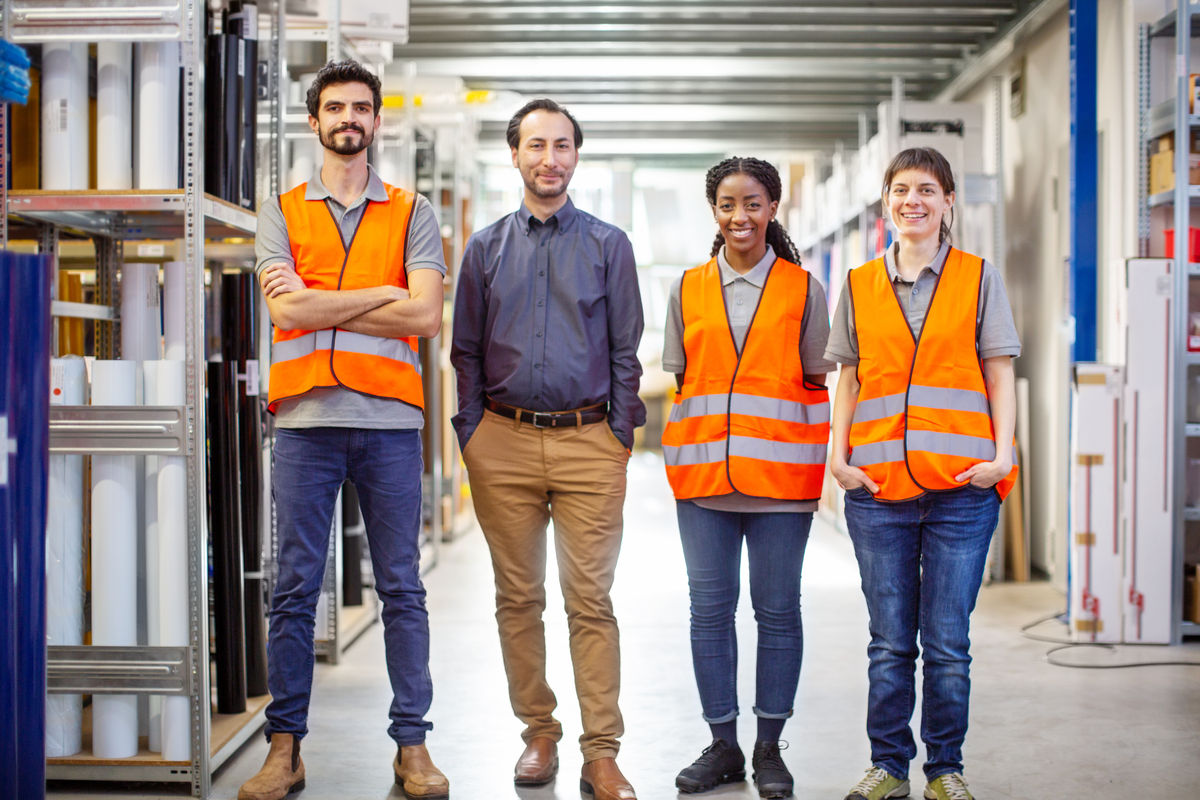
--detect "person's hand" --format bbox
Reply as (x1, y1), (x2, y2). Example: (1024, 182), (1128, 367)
(262, 264), (306, 298)
(389, 286), (410, 301)
(0, 40), (31, 105)
(831, 458), (879, 494)
(955, 457), (1012, 489)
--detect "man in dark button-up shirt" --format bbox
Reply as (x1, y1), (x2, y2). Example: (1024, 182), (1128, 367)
(451, 98), (644, 800)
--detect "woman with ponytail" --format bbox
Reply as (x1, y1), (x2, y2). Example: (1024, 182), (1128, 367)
(827, 147), (1019, 800)
(661, 157), (833, 799)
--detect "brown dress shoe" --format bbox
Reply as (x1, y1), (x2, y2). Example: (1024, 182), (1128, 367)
(580, 757), (637, 800)
(238, 734), (305, 800)
(514, 736), (559, 785)
(393, 743), (450, 799)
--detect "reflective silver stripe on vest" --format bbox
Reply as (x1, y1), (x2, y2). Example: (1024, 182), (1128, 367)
(272, 329), (421, 371)
(908, 385), (990, 415)
(669, 392), (828, 426)
(663, 439), (727, 467)
(852, 393), (906, 424)
(848, 439), (905, 466)
(730, 393), (829, 425)
(728, 436), (826, 465)
(906, 430), (996, 461)
(669, 393), (728, 424)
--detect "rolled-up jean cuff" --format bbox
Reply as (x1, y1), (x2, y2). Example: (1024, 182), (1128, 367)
(752, 706), (793, 720)
(702, 709), (739, 724)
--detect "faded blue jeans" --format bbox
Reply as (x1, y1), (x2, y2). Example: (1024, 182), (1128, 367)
(676, 501), (812, 726)
(265, 427), (433, 746)
(842, 485), (999, 781)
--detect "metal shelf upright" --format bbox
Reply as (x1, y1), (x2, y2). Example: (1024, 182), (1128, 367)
(1139, 3), (1200, 641)
(2, 1), (284, 794)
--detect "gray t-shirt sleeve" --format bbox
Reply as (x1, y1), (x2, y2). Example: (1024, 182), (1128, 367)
(404, 194), (448, 275)
(824, 278), (858, 366)
(254, 195), (292, 277)
(662, 275), (686, 375)
(801, 276), (837, 375)
(978, 260), (1021, 359)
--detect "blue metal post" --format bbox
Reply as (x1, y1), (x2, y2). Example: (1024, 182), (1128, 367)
(1070, 0), (1099, 362)
(12, 251), (50, 799)
(0, 251), (19, 797)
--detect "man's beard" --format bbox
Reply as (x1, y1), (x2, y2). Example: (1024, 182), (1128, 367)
(320, 124), (372, 155)
(523, 173), (568, 199)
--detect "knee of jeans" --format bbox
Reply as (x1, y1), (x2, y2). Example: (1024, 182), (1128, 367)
(271, 584), (322, 619)
(750, 602), (801, 636)
(919, 630), (972, 666)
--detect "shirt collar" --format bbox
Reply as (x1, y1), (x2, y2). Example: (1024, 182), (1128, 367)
(305, 164), (388, 207)
(716, 244), (775, 288)
(884, 239), (950, 282)
(517, 196), (578, 234)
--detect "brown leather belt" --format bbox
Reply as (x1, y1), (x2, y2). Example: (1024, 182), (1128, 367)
(485, 397), (607, 429)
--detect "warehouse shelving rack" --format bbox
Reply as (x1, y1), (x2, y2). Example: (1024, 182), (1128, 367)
(1138, 3), (1200, 641)
(2, 1), (285, 795)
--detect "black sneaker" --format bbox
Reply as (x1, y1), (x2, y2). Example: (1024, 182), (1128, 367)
(751, 740), (793, 799)
(675, 738), (746, 793)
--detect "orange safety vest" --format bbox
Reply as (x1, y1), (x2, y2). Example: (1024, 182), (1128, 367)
(662, 257), (830, 501)
(267, 181), (423, 413)
(846, 248), (1017, 502)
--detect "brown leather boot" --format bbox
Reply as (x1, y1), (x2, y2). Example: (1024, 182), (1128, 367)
(393, 743), (450, 799)
(238, 734), (305, 800)
(580, 757), (637, 800)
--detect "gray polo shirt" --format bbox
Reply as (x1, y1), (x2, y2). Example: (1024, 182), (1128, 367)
(823, 240), (1021, 365)
(255, 165), (447, 429)
(662, 245), (835, 514)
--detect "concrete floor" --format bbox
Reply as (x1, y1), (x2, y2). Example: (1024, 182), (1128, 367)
(50, 453), (1200, 799)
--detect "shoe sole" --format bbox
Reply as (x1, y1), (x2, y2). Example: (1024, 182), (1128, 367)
(753, 775), (794, 799)
(393, 773), (449, 800)
(845, 782), (910, 800)
(675, 769), (747, 793)
(514, 755), (558, 786)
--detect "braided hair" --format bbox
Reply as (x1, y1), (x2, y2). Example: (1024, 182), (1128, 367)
(705, 157), (803, 265)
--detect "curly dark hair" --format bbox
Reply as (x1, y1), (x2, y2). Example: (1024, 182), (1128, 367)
(505, 98), (584, 149)
(305, 59), (382, 118)
(704, 157), (802, 264)
(882, 146), (956, 244)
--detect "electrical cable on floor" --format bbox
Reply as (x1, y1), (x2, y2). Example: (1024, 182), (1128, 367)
(1020, 610), (1200, 669)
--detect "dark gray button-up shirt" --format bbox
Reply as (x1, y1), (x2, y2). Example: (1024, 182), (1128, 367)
(451, 198), (646, 450)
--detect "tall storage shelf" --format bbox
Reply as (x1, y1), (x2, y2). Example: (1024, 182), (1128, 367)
(1138, 3), (1200, 641)
(2, 1), (282, 795)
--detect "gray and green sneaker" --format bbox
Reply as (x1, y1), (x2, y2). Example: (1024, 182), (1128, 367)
(844, 766), (910, 800)
(924, 773), (972, 800)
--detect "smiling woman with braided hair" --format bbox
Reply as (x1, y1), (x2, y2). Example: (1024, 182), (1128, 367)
(661, 156), (834, 799)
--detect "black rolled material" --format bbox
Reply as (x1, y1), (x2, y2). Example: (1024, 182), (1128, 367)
(341, 481), (363, 607)
(221, 273), (268, 697)
(203, 10), (228, 201)
(234, 5), (258, 211)
(207, 360), (247, 714)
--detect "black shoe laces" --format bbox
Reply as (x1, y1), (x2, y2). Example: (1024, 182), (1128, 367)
(753, 740), (789, 772)
(694, 739), (732, 766)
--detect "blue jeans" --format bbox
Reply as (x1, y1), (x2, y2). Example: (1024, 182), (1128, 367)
(842, 485), (999, 780)
(676, 501), (812, 725)
(266, 427), (432, 746)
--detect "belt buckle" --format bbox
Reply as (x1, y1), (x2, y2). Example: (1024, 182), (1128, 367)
(530, 411), (553, 429)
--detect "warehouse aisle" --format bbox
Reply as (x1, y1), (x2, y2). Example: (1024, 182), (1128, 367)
(52, 453), (1200, 799)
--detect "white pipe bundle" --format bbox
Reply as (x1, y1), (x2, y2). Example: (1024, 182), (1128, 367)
(135, 42), (180, 189)
(97, 43), (133, 190)
(162, 261), (187, 361)
(40, 43), (89, 190)
(90, 361), (139, 758)
(155, 360), (190, 761)
(45, 357), (86, 757)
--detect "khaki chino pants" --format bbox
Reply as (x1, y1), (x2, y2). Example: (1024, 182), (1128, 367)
(463, 409), (630, 761)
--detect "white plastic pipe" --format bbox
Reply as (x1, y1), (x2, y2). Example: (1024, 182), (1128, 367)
(97, 43), (133, 190)
(135, 42), (180, 189)
(162, 262), (187, 361)
(156, 360), (190, 761)
(90, 361), (139, 758)
(46, 357), (86, 758)
(40, 43), (89, 190)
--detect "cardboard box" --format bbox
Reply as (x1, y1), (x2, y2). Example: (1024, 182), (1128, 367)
(1148, 148), (1200, 194)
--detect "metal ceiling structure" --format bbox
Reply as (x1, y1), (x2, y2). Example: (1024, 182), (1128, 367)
(393, 0), (1059, 161)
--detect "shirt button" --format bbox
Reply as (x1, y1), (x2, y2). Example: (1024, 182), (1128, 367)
(537, 299), (544, 307)
(736, 297), (744, 305)
(536, 331), (543, 337)
(912, 288), (918, 295)
(538, 270), (545, 276)
(534, 363), (542, 369)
